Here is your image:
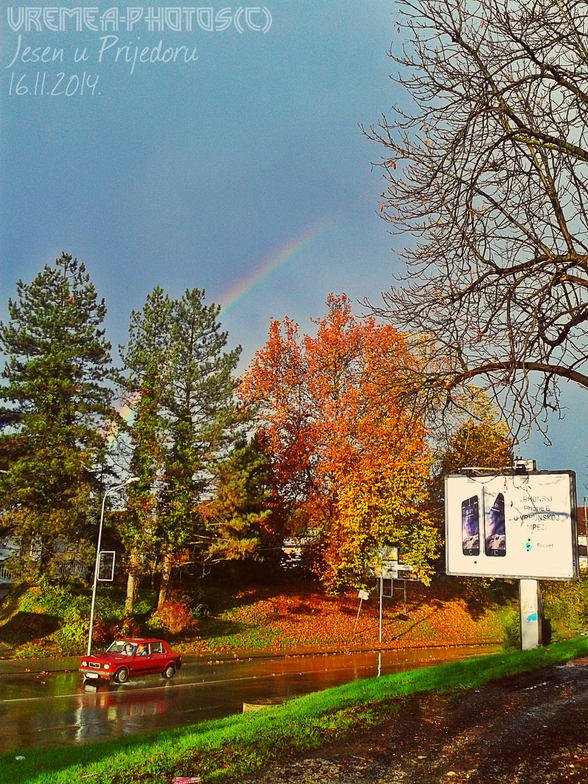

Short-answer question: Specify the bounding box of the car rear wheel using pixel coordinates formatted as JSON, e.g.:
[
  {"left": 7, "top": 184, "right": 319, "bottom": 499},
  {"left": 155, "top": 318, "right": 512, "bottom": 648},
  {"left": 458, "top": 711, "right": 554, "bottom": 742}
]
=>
[
  {"left": 115, "top": 667, "right": 129, "bottom": 684},
  {"left": 162, "top": 663, "right": 175, "bottom": 679}
]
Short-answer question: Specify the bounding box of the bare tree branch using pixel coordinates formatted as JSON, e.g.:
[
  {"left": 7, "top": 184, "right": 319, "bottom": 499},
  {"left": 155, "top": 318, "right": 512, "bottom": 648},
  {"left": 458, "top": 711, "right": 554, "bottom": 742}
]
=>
[{"left": 365, "top": 0, "right": 588, "bottom": 435}]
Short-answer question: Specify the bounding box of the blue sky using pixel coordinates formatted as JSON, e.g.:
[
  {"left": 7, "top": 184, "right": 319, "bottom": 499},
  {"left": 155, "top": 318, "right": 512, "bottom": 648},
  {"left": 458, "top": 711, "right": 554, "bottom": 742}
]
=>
[{"left": 0, "top": 0, "right": 586, "bottom": 487}]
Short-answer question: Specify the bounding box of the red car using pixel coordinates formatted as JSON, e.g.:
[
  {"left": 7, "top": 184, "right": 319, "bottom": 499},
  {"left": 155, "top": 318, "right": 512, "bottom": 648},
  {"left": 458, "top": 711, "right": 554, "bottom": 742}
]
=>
[{"left": 80, "top": 638, "right": 181, "bottom": 684}]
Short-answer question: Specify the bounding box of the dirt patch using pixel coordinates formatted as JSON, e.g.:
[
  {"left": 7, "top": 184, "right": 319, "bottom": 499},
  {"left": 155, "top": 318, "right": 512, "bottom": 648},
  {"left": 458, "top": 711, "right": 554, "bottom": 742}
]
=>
[{"left": 233, "top": 659, "right": 588, "bottom": 783}]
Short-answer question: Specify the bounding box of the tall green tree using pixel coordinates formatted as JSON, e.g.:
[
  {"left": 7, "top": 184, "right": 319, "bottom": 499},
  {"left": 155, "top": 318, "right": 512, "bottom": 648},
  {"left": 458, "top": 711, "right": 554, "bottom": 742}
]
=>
[
  {"left": 119, "top": 287, "right": 244, "bottom": 610},
  {"left": 156, "top": 288, "right": 243, "bottom": 608},
  {"left": 118, "top": 287, "right": 174, "bottom": 613},
  {"left": 198, "top": 435, "right": 271, "bottom": 568},
  {"left": 0, "top": 253, "right": 113, "bottom": 578}
]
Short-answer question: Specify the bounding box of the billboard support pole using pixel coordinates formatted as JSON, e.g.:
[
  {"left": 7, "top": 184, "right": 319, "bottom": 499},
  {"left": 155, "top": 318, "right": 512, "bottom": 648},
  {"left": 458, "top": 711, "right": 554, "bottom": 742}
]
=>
[
  {"left": 519, "top": 579, "right": 542, "bottom": 650},
  {"left": 378, "top": 574, "right": 383, "bottom": 643}
]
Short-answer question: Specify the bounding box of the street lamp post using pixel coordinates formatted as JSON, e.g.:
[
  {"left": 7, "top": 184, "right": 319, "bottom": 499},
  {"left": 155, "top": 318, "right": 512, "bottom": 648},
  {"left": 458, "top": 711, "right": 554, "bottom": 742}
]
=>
[{"left": 87, "top": 476, "right": 138, "bottom": 656}]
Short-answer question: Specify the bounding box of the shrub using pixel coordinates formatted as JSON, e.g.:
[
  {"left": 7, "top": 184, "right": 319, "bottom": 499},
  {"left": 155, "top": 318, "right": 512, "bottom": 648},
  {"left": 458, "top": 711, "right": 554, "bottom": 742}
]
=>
[
  {"left": 54, "top": 599, "right": 91, "bottom": 652},
  {"left": 542, "top": 572, "right": 588, "bottom": 635},
  {"left": 147, "top": 600, "right": 197, "bottom": 635},
  {"left": 0, "top": 579, "right": 157, "bottom": 654},
  {"left": 501, "top": 608, "right": 521, "bottom": 652}
]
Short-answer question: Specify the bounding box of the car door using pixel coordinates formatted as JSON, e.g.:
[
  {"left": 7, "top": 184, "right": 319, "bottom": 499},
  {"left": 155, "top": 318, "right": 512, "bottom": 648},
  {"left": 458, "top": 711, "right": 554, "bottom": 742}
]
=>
[
  {"left": 148, "top": 641, "right": 168, "bottom": 674},
  {"left": 130, "top": 644, "right": 153, "bottom": 676}
]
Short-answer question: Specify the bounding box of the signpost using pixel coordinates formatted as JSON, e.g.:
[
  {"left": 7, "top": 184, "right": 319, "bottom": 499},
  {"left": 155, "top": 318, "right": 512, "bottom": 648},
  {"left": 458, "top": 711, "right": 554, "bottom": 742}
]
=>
[
  {"left": 355, "top": 588, "right": 370, "bottom": 629},
  {"left": 87, "top": 476, "right": 138, "bottom": 656},
  {"left": 98, "top": 551, "right": 116, "bottom": 582},
  {"left": 369, "top": 546, "right": 420, "bottom": 640}
]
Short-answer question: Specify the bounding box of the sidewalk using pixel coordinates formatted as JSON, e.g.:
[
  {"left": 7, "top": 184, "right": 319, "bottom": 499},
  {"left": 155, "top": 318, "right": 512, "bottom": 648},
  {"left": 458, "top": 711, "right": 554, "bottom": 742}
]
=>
[{"left": 0, "top": 655, "right": 80, "bottom": 675}]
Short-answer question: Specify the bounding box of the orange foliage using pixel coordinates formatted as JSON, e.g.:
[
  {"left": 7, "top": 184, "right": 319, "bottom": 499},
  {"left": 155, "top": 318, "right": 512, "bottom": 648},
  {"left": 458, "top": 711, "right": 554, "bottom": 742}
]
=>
[
  {"left": 238, "top": 295, "right": 439, "bottom": 589},
  {"left": 184, "top": 582, "right": 503, "bottom": 654},
  {"left": 150, "top": 600, "right": 197, "bottom": 635}
]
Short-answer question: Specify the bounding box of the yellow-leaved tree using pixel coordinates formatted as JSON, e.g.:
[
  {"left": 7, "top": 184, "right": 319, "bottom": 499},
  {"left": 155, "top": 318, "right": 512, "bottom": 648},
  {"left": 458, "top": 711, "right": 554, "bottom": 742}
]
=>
[{"left": 238, "top": 294, "right": 439, "bottom": 590}]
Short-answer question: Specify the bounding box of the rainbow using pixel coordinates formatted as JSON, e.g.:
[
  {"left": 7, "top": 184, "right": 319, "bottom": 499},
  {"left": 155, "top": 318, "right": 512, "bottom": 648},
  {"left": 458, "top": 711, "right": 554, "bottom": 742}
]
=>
[
  {"left": 104, "top": 401, "right": 134, "bottom": 448},
  {"left": 107, "top": 219, "right": 336, "bottom": 442},
  {"left": 216, "top": 216, "right": 337, "bottom": 314},
  {"left": 114, "top": 402, "right": 135, "bottom": 426}
]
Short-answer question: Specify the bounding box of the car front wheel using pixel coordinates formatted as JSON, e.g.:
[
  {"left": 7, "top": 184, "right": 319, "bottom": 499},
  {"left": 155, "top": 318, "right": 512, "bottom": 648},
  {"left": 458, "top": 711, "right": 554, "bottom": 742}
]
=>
[
  {"left": 114, "top": 667, "right": 129, "bottom": 684},
  {"left": 162, "top": 663, "right": 175, "bottom": 679}
]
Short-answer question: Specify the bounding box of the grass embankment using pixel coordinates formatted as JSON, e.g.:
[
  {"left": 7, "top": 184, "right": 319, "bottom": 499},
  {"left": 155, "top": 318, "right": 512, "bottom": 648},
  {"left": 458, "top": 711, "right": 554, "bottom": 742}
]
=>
[
  {"left": 2, "top": 636, "right": 587, "bottom": 784},
  {"left": 181, "top": 580, "right": 507, "bottom": 653},
  {"left": 0, "top": 579, "right": 508, "bottom": 658}
]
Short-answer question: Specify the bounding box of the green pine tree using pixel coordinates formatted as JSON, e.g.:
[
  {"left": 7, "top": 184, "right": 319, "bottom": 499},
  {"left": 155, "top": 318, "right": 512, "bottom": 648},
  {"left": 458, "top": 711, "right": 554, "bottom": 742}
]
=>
[
  {"left": 117, "top": 287, "right": 174, "bottom": 613},
  {"left": 119, "top": 287, "right": 245, "bottom": 611},
  {"left": 156, "top": 288, "right": 244, "bottom": 608},
  {"left": 199, "top": 435, "right": 271, "bottom": 567},
  {"left": 0, "top": 253, "right": 113, "bottom": 579}
]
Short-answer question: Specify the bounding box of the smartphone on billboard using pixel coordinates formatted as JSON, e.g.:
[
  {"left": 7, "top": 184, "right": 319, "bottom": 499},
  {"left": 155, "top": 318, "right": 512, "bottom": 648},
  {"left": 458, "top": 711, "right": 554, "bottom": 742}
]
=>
[
  {"left": 461, "top": 496, "right": 480, "bottom": 555},
  {"left": 484, "top": 489, "right": 506, "bottom": 556}
]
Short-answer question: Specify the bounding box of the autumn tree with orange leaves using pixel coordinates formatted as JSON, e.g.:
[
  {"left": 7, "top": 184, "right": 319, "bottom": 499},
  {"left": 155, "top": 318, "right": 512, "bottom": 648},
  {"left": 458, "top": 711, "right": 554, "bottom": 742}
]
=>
[{"left": 238, "top": 295, "right": 439, "bottom": 591}]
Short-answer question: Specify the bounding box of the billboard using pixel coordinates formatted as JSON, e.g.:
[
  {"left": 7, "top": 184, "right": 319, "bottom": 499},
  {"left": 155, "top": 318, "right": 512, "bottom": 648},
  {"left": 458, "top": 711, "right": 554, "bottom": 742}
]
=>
[{"left": 445, "top": 471, "right": 578, "bottom": 580}]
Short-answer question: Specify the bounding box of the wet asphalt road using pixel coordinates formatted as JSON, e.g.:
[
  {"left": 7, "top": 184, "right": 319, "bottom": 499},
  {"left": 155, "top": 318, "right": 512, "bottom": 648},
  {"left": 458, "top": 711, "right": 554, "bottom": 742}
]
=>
[{"left": 0, "top": 645, "right": 497, "bottom": 754}]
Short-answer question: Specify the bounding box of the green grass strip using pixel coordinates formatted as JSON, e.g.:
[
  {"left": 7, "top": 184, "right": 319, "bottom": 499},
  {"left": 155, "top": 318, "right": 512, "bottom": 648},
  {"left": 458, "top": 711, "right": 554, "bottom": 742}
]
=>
[{"left": 3, "top": 637, "right": 588, "bottom": 784}]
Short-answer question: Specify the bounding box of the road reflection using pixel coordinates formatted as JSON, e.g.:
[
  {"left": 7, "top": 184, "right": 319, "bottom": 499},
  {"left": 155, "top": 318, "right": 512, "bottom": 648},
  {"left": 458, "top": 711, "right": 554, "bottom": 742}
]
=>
[
  {"left": 0, "top": 645, "right": 498, "bottom": 753},
  {"left": 73, "top": 679, "right": 178, "bottom": 743}
]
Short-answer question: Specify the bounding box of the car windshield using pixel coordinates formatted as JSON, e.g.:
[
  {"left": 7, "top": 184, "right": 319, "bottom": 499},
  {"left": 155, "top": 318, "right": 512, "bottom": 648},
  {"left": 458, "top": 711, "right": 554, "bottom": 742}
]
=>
[{"left": 106, "top": 640, "right": 136, "bottom": 655}]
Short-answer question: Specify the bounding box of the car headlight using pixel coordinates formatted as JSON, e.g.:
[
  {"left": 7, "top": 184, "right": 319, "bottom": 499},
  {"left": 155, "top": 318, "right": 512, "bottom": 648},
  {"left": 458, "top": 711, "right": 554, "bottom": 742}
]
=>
[
  {"left": 103, "top": 664, "right": 110, "bottom": 670},
  {"left": 82, "top": 661, "right": 87, "bottom": 667}
]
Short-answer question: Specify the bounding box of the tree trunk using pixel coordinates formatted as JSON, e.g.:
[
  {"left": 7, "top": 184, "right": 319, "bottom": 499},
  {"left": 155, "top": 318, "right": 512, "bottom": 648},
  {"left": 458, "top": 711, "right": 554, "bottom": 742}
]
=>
[
  {"left": 125, "top": 549, "right": 140, "bottom": 615},
  {"left": 157, "top": 550, "right": 173, "bottom": 611}
]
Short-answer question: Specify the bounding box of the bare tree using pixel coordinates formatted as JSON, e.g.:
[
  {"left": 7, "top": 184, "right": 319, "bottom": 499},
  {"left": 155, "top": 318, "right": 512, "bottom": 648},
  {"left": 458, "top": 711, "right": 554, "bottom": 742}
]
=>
[{"left": 366, "top": 0, "right": 588, "bottom": 435}]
